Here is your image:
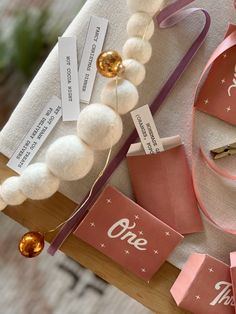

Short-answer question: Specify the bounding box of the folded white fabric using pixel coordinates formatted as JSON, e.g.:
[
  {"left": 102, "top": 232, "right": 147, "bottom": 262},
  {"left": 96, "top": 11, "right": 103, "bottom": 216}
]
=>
[{"left": 1, "top": 0, "right": 236, "bottom": 269}]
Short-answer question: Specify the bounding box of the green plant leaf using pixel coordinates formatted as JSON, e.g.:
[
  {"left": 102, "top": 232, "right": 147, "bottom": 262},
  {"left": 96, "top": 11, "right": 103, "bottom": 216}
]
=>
[
  {"left": 11, "top": 9, "right": 50, "bottom": 80},
  {"left": 0, "top": 35, "right": 10, "bottom": 71}
]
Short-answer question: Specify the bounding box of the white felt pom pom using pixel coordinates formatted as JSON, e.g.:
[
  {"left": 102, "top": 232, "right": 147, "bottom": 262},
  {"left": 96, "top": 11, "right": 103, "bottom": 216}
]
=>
[
  {"left": 123, "top": 37, "right": 152, "bottom": 64},
  {"left": 20, "top": 163, "right": 60, "bottom": 200},
  {"left": 127, "top": 0, "right": 164, "bottom": 16},
  {"left": 0, "top": 176, "right": 27, "bottom": 205},
  {"left": 121, "top": 59, "right": 146, "bottom": 86},
  {"left": 127, "top": 12, "right": 154, "bottom": 40},
  {"left": 46, "top": 135, "right": 94, "bottom": 181},
  {"left": 101, "top": 78, "right": 139, "bottom": 115},
  {"left": 77, "top": 104, "right": 123, "bottom": 150}
]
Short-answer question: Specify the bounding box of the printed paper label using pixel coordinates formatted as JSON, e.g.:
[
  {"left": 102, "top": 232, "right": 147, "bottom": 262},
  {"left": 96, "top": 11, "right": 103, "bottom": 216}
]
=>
[
  {"left": 7, "top": 96, "right": 62, "bottom": 174},
  {"left": 79, "top": 16, "right": 109, "bottom": 104},
  {"left": 131, "top": 105, "right": 164, "bottom": 154},
  {"left": 58, "top": 36, "right": 80, "bottom": 121}
]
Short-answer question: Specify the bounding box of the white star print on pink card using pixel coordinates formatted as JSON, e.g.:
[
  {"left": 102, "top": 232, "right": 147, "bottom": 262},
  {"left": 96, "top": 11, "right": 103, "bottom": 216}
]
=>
[
  {"left": 195, "top": 25, "right": 236, "bottom": 126},
  {"left": 171, "top": 253, "right": 234, "bottom": 314},
  {"left": 74, "top": 186, "right": 183, "bottom": 281}
]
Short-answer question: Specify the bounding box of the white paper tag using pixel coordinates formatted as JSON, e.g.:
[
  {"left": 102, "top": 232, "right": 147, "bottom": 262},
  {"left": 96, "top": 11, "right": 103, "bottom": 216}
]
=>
[
  {"left": 58, "top": 36, "right": 80, "bottom": 121},
  {"left": 79, "top": 16, "right": 109, "bottom": 104},
  {"left": 131, "top": 104, "right": 164, "bottom": 155},
  {"left": 7, "top": 96, "right": 62, "bottom": 174}
]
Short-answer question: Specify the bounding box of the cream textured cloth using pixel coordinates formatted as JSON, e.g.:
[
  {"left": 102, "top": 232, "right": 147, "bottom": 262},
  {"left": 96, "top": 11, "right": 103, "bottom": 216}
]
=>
[{"left": 1, "top": 0, "right": 236, "bottom": 269}]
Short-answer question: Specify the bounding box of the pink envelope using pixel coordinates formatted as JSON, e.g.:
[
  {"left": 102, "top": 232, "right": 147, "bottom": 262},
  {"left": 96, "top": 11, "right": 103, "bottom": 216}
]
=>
[
  {"left": 171, "top": 253, "right": 235, "bottom": 314},
  {"left": 74, "top": 186, "right": 183, "bottom": 281},
  {"left": 195, "top": 25, "right": 236, "bottom": 126},
  {"left": 127, "top": 143, "right": 203, "bottom": 235},
  {"left": 230, "top": 252, "right": 236, "bottom": 313}
]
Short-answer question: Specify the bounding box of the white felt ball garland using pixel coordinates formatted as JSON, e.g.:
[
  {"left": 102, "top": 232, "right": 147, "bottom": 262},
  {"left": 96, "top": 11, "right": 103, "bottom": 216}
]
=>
[
  {"left": 123, "top": 37, "right": 152, "bottom": 64},
  {"left": 127, "top": 0, "right": 164, "bottom": 16},
  {"left": 127, "top": 12, "right": 155, "bottom": 40},
  {"left": 121, "top": 59, "right": 146, "bottom": 86},
  {"left": 20, "top": 163, "right": 60, "bottom": 200},
  {"left": 101, "top": 78, "right": 139, "bottom": 115},
  {"left": 46, "top": 135, "right": 94, "bottom": 181},
  {"left": 77, "top": 104, "right": 123, "bottom": 150},
  {"left": 1, "top": 176, "right": 26, "bottom": 206},
  {"left": 0, "top": 0, "right": 162, "bottom": 208}
]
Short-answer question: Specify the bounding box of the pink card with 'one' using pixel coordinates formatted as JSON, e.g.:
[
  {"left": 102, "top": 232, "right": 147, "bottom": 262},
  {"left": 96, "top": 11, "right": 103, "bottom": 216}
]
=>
[
  {"left": 74, "top": 186, "right": 183, "bottom": 281},
  {"left": 171, "top": 253, "right": 235, "bottom": 314},
  {"left": 195, "top": 24, "right": 236, "bottom": 126}
]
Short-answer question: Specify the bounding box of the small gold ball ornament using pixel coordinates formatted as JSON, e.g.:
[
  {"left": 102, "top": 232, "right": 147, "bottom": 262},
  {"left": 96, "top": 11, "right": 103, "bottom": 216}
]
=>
[
  {"left": 96, "top": 50, "right": 124, "bottom": 78},
  {"left": 18, "top": 231, "right": 45, "bottom": 258}
]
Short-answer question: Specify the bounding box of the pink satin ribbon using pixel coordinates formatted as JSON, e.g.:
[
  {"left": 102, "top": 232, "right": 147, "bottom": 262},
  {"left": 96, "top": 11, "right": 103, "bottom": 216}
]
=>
[
  {"left": 48, "top": 0, "right": 211, "bottom": 255},
  {"left": 192, "top": 28, "right": 236, "bottom": 234}
]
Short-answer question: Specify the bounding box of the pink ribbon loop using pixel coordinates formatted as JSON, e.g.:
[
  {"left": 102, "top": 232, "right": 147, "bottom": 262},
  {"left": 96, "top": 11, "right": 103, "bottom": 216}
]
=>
[
  {"left": 48, "top": 0, "right": 210, "bottom": 256},
  {"left": 193, "top": 152, "right": 236, "bottom": 235}
]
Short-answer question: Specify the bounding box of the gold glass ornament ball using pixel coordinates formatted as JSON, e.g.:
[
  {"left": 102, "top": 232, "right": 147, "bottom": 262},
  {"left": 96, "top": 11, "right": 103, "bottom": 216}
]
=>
[
  {"left": 96, "top": 50, "right": 124, "bottom": 78},
  {"left": 18, "top": 231, "right": 45, "bottom": 258}
]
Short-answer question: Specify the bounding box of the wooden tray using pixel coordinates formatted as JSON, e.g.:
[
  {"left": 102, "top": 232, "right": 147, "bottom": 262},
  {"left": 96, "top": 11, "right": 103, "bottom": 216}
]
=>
[{"left": 0, "top": 154, "right": 189, "bottom": 314}]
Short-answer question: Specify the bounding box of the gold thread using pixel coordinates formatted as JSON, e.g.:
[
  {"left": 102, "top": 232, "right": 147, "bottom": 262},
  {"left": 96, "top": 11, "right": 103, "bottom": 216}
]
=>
[
  {"left": 44, "top": 76, "right": 120, "bottom": 236},
  {"left": 142, "top": 17, "right": 154, "bottom": 40},
  {"left": 45, "top": 146, "right": 113, "bottom": 235},
  {"left": 44, "top": 31, "right": 152, "bottom": 235}
]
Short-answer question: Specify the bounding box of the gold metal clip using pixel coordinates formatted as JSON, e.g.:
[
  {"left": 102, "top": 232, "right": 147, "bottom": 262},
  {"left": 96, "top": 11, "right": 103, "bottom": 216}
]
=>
[{"left": 211, "top": 142, "right": 236, "bottom": 160}]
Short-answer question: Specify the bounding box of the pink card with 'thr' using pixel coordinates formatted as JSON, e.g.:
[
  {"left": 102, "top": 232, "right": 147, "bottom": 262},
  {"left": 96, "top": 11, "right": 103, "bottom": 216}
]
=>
[
  {"left": 171, "top": 253, "right": 235, "bottom": 314},
  {"left": 74, "top": 186, "right": 183, "bottom": 281}
]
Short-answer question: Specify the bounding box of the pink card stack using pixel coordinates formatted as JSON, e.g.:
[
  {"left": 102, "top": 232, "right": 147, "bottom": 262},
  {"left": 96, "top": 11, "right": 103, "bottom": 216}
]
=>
[
  {"left": 195, "top": 25, "right": 236, "bottom": 126},
  {"left": 74, "top": 186, "right": 183, "bottom": 281},
  {"left": 171, "top": 253, "right": 235, "bottom": 314}
]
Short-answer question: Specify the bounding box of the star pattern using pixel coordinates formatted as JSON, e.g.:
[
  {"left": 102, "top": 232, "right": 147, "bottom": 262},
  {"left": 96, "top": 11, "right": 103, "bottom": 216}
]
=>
[
  {"left": 195, "top": 295, "right": 201, "bottom": 300},
  {"left": 195, "top": 47, "right": 236, "bottom": 126},
  {"left": 78, "top": 187, "right": 185, "bottom": 281},
  {"left": 209, "top": 268, "right": 214, "bottom": 273}
]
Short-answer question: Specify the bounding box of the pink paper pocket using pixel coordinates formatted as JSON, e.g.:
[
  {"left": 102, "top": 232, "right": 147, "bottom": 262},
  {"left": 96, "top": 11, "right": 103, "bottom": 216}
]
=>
[
  {"left": 171, "top": 253, "right": 234, "bottom": 314},
  {"left": 195, "top": 25, "right": 236, "bottom": 126},
  {"left": 127, "top": 141, "right": 203, "bottom": 235},
  {"left": 74, "top": 186, "right": 183, "bottom": 281}
]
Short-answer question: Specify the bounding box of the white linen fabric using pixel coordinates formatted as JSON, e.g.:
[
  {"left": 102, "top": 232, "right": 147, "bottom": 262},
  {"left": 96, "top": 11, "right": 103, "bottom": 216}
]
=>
[{"left": 1, "top": 0, "right": 236, "bottom": 269}]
